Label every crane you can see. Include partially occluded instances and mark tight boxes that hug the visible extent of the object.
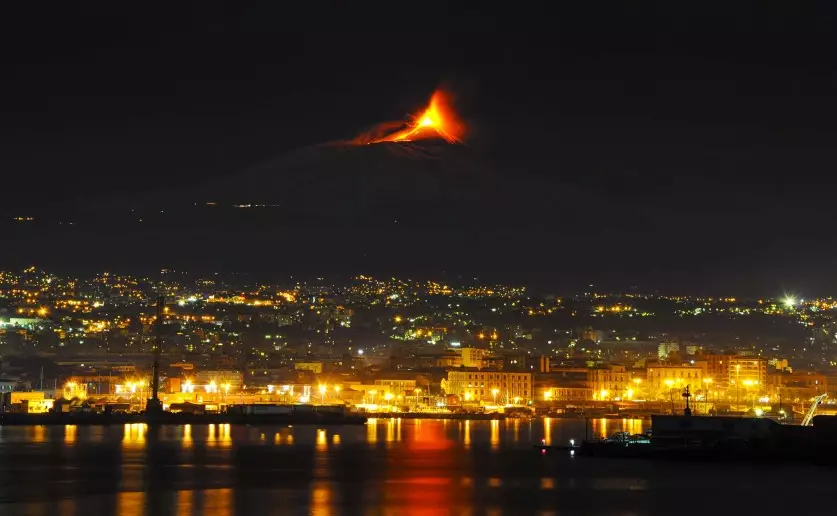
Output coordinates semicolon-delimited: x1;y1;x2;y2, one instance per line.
801;393;827;426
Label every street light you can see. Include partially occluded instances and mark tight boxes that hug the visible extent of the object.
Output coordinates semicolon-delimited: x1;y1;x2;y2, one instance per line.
319;385;327;404
491;388;499;405
703;377;713;413
632;378;642;398
664;379;675;413
415;388;421;406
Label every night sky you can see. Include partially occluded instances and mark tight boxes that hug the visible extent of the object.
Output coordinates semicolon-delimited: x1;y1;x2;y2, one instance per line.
2;3;837;295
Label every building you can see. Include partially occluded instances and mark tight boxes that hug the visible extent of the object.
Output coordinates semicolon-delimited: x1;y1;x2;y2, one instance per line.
444;369;533;404
194;370;244;391
728;357;768;391
461;348;491;369
374;378;417;397
0;379;18;393
767;370;827;403
535;370;591;402
22;399;53;414
701;354;732;390
658;342;680;360
587;365;630;401
294;362;324;374
646;364;704;399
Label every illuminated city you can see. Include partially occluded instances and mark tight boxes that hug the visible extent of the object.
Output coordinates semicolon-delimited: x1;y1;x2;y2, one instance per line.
2;267;835;421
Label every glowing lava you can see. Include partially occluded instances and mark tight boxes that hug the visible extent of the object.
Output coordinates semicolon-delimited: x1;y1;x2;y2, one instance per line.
360;90;465;145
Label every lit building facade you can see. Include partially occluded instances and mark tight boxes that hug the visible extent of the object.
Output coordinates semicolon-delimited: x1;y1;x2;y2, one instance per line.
461;348;491;368
646;365;704;399
374;378;417;397
728;357;767;390
587;365;629;400
445;370;532;404
194;370;244;391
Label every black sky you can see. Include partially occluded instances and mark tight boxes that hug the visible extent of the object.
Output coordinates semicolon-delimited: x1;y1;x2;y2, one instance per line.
2;2;837;295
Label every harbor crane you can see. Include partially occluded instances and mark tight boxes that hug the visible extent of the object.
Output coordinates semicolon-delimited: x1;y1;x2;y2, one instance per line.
800;393;827;426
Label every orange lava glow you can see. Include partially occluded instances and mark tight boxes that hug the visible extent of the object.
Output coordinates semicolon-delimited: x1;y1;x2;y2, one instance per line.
358;90;465;145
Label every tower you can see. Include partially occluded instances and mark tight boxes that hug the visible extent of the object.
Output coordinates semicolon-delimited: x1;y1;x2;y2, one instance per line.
146;295;164;415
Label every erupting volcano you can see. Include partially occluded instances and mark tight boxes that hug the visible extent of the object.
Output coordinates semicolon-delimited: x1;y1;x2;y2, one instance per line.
356;90;466;145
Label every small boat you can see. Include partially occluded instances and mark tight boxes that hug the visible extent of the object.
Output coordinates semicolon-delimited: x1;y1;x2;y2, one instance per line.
533;438;581;452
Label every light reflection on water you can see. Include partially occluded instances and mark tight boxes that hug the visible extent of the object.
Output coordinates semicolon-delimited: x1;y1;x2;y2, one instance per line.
0;417;829;515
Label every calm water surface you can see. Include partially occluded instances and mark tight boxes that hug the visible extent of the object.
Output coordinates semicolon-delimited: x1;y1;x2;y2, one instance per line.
0;418;833;515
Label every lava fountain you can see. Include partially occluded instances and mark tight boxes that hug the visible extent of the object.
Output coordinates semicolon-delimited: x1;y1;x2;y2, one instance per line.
355;90;466;145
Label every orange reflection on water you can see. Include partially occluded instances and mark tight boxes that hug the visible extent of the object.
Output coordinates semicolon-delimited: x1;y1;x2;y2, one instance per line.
463;420;471;447
116;491;144;516
386;419;396;443
203;488;232;516
30;425;45;443
625;418;643;435
389;421;470;514
183;424;193;447
593;418;614;439
366;418;378;444
543;417;552;446
122;424;146;446
310;480;335;516
316;429;327;451
176;489;194;515
332;434;341;446
58;499;77;516
64;425;77;444
490;419;500;450
218;424;231;447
